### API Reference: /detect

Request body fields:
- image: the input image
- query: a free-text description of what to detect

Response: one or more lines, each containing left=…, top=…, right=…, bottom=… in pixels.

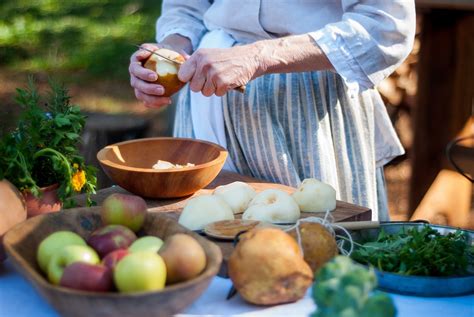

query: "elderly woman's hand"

left=129, top=35, right=192, bottom=108
left=129, top=43, right=172, bottom=108
left=178, top=45, right=263, bottom=97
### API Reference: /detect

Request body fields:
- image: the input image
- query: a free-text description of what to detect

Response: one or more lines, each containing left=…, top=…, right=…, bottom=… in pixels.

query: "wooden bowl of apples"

left=3, top=198, right=222, bottom=317
left=97, top=137, right=228, bottom=198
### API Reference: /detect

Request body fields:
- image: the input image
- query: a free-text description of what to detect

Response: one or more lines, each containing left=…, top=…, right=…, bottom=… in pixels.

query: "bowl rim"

left=97, top=137, right=228, bottom=173
left=3, top=208, right=223, bottom=298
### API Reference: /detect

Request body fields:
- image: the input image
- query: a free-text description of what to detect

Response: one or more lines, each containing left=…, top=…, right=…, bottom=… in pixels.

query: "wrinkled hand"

left=129, top=43, right=172, bottom=108
left=178, top=45, right=262, bottom=97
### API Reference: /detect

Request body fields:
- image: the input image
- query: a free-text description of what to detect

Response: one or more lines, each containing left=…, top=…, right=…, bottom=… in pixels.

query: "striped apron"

left=173, top=69, right=396, bottom=221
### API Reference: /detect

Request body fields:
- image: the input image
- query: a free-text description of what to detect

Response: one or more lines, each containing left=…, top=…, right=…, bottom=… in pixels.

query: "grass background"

left=0, top=0, right=162, bottom=81
left=0, top=0, right=170, bottom=138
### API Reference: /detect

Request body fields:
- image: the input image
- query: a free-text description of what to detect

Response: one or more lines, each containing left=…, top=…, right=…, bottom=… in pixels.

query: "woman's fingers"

left=178, top=57, right=197, bottom=83
left=129, top=61, right=158, bottom=82
left=202, top=78, right=216, bottom=97
left=129, top=43, right=162, bottom=81
left=130, top=76, right=164, bottom=96
left=134, top=89, right=171, bottom=108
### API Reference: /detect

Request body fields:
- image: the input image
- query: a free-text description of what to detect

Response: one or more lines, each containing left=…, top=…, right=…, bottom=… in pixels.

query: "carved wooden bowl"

left=97, top=137, right=228, bottom=198
left=3, top=208, right=222, bottom=317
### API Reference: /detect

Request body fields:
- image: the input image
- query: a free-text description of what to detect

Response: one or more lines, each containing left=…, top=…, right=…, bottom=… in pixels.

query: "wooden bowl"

left=3, top=208, right=222, bottom=317
left=97, top=137, right=228, bottom=198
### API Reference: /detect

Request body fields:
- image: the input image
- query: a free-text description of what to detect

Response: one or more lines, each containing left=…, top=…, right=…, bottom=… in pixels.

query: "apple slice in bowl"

left=3, top=208, right=222, bottom=317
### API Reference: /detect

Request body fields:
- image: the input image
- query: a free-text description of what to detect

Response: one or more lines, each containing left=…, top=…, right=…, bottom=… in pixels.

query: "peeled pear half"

left=213, top=181, right=256, bottom=214
left=228, top=228, right=313, bottom=305
left=143, top=48, right=186, bottom=97
left=178, top=195, right=234, bottom=230
left=292, top=178, right=336, bottom=212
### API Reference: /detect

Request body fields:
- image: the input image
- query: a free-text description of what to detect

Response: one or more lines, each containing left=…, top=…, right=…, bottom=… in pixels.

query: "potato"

left=228, top=228, right=313, bottom=305
left=288, top=222, right=338, bottom=273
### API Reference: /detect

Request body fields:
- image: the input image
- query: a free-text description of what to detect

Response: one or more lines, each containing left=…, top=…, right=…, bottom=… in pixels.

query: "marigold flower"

left=71, top=169, right=86, bottom=192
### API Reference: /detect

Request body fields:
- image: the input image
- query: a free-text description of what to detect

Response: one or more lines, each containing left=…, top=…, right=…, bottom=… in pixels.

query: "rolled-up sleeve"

left=156, top=0, right=211, bottom=50
left=309, top=0, right=416, bottom=92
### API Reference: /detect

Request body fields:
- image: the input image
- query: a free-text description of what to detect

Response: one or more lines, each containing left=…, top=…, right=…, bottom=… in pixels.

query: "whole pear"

left=158, top=234, right=207, bottom=284
left=288, top=222, right=338, bottom=273
left=228, top=228, right=313, bottom=305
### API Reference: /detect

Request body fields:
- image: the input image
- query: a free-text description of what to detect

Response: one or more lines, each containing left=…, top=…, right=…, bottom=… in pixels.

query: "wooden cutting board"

left=74, top=170, right=371, bottom=277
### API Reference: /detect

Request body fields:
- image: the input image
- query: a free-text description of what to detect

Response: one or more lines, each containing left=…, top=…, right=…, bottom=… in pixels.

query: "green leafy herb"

left=312, top=256, right=396, bottom=317
left=351, top=226, right=474, bottom=276
left=0, top=77, right=96, bottom=206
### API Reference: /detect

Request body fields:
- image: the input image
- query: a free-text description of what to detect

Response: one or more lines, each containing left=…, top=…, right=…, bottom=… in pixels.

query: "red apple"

left=101, top=194, right=147, bottom=232
left=60, top=262, right=113, bottom=292
left=102, top=249, right=129, bottom=270
left=87, top=225, right=136, bottom=257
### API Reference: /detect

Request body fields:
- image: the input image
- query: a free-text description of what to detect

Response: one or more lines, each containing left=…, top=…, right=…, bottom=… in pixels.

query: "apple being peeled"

left=37, top=231, right=86, bottom=273
left=102, top=249, right=129, bottom=271
left=47, top=245, right=100, bottom=285
left=101, top=193, right=147, bottom=232
left=114, top=252, right=167, bottom=293
left=60, top=263, right=113, bottom=292
left=87, top=225, right=137, bottom=257
left=143, top=48, right=186, bottom=97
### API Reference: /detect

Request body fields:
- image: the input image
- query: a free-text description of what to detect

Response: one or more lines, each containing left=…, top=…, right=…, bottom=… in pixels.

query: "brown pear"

left=0, top=179, right=27, bottom=262
left=158, top=234, right=207, bottom=284
left=228, top=227, right=313, bottom=305
left=143, top=48, right=186, bottom=97
left=288, top=222, right=338, bottom=273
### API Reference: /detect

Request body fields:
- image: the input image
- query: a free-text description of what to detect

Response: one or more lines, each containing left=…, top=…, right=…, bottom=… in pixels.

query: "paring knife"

left=136, top=45, right=246, bottom=93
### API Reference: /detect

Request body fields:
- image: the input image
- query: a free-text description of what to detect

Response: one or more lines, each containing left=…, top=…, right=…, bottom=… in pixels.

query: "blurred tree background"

left=0, top=0, right=168, bottom=137
left=0, top=0, right=161, bottom=80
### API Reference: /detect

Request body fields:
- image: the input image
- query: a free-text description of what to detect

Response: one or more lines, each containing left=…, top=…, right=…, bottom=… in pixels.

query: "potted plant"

left=0, top=78, right=96, bottom=217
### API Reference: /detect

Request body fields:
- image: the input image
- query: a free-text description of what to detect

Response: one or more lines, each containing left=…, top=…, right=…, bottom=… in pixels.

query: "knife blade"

left=137, top=45, right=183, bottom=65
left=136, top=45, right=246, bottom=93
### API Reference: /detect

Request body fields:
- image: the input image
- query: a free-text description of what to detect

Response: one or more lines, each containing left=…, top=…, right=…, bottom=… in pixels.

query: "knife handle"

left=234, top=85, right=246, bottom=94
left=335, top=221, right=380, bottom=230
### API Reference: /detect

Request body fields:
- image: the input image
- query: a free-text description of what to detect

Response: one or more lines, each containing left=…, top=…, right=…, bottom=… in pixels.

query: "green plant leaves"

left=351, top=226, right=473, bottom=276
left=0, top=78, right=96, bottom=206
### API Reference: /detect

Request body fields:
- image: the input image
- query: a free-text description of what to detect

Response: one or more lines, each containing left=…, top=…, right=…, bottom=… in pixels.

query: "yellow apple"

left=114, top=252, right=167, bottom=293
left=143, top=48, right=186, bottom=97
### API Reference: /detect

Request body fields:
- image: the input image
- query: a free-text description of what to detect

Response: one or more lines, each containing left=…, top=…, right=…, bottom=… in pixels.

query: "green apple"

left=128, top=236, right=163, bottom=253
left=114, top=251, right=167, bottom=293
left=37, top=231, right=86, bottom=273
left=47, top=245, right=100, bottom=285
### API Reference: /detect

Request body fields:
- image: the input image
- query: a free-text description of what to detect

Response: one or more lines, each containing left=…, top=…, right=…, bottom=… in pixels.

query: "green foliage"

left=0, top=77, right=96, bottom=206
left=0, top=0, right=162, bottom=80
left=351, top=226, right=474, bottom=276
left=311, top=256, right=396, bottom=317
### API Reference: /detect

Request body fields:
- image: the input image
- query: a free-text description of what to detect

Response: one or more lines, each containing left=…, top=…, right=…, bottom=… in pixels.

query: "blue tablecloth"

left=1, top=259, right=473, bottom=317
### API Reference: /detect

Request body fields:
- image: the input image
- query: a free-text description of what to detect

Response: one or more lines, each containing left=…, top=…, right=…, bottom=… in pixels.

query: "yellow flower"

left=73, top=163, right=79, bottom=169
left=71, top=169, right=86, bottom=192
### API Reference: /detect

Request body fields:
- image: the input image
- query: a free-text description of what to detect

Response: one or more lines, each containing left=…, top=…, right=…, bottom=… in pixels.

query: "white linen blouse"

left=156, top=0, right=416, bottom=92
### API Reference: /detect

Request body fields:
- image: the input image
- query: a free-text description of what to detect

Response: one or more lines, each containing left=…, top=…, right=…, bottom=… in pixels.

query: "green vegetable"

left=311, top=256, right=396, bottom=317
left=351, top=226, right=474, bottom=276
